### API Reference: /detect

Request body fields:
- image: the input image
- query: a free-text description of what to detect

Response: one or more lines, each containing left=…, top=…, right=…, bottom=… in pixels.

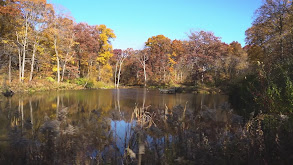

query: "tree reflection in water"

left=0, top=89, right=292, bottom=164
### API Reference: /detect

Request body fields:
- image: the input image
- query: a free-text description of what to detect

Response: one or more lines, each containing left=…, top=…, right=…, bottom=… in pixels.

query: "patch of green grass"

left=46, top=76, right=55, bottom=82
left=93, top=81, right=114, bottom=89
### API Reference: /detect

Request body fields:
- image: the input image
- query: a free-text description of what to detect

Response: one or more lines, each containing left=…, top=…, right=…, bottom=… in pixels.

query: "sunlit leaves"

left=97, top=51, right=112, bottom=65
left=100, top=63, right=113, bottom=83
left=96, top=24, right=116, bottom=65
left=145, top=35, right=172, bottom=84
left=246, top=0, right=293, bottom=61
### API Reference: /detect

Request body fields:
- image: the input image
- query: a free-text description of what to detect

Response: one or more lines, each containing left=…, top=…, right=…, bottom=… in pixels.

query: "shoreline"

left=1, top=82, right=224, bottom=95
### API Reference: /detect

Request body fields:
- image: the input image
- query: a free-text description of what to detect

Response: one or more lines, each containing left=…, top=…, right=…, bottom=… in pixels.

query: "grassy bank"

left=1, top=77, right=222, bottom=94
left=0, top=78, right=115, bottom=94
left=0, top=80, right=83, bottom=94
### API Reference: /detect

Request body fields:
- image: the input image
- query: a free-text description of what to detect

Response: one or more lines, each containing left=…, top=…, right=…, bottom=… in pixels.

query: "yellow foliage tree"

left=100, top=63, right=113, bottom=83
left=95, top=24, right=116, bottom=81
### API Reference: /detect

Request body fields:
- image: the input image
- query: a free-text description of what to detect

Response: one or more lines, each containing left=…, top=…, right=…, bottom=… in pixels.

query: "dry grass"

left=1, top=79, right=83, bottom=93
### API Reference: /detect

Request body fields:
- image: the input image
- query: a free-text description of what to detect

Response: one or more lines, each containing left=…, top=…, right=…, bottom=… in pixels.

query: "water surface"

left=0, top=88, right=270, bottom=164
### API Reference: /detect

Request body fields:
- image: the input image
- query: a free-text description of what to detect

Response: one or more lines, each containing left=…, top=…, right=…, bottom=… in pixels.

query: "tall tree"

left=246, top=0, right=291, bottom=62
left=113, top=48, right=131, bottom=88
left=145, top=35, right=172, bottom=84
left=14, top=0, right=48, bottom=82
left=136, top=49, right=149, bottom=87
left=28, top=1, right=49, bottom=81
left=171, top=39, right=186, bottom=82
left=96, top=24, right=116, bottom=81
left=187, top=30, right=222, bottom=84
left=113, top=49, right=122, bottom=87
left=0, top=0, right=19, bottom=84
left=74, top=23, right=100, bottom=78
left=46, top=5, right=74, bottom=83
left=226, top=41, right=248, bottom=79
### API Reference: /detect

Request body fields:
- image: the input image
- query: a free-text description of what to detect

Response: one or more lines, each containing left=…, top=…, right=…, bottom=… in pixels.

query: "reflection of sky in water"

left=111, top=120, right=133, bottom=154
left=111, top=118, right=176, bottom=157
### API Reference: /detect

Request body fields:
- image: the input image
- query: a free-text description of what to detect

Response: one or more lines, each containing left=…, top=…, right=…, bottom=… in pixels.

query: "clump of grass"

left=74, top=78, right=115, bottom=89
left=45, top=77, right=55, bottom=82
left=131, top=105, right=156, bottom=128
left=93, top=81, right=114, bottom=89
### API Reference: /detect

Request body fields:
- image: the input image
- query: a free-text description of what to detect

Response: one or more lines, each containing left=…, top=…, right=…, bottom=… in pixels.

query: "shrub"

left=85, top=80, right=94, bottom=88
left=229, top=60, right=293, bottom=117
left=74, top=78, right=96, bottom=88
left=75, top=78, right=87, bottom=86
left=93, top=81, right=114, bottom=89
left=46, top=77, right=55, bottom=82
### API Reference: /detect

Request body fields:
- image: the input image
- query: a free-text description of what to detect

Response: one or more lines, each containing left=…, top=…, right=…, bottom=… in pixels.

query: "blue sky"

left=50, top=0, right=262, bottom=50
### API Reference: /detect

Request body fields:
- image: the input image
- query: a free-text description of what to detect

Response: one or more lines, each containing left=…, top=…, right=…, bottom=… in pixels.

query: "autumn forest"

left=1, top=0, right=293, bottom=112
left=0, top=0, right=249, bottom=90
left=1, top=0, right=293, bottom=164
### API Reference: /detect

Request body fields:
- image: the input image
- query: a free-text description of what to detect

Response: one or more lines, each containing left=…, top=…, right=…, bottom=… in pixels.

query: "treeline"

left=113, top=33, right=248, bottom=88
left=0, top=0, right=116, bottom=88
left=0, top=0, right=249, bottom=89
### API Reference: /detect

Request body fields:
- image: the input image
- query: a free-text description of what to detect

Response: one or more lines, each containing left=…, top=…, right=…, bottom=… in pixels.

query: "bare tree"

left=114, top=48, right=131, bottom=88
left=1, top=39, right=16, bottom=84
left=136, top=49, right=149, bottom=87
left=48, top=5, right=75, bottom=83
left=15, top=0, right=47, bottom=83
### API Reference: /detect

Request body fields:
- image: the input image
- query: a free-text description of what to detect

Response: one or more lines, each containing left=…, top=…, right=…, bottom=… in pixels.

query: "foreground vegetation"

left=0, top=96, right=292, bottom=164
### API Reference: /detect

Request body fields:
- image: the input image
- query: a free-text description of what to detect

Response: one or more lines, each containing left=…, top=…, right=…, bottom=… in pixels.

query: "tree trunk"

left=201, top=66, right=204, bottom=83
left=18, top=48, right=22, bottom=82
left=98, top=64, right=101, bottom=81
left=143, top=62, right=147, bottom=87
left=54, top=38, right=60, bottom=83
left=114, top=61, right=118, bottom=88
left=78, top=60, right=81, bottom=77
left=21, top=15, right=29, bottom=83
left=56, top=56, right=60, bottom=83
left=61, top=60, right=67, bottom=82
left=137, top=71, right=139, bottom=79
left=142, top=87, right=146, bottom=108
left=21, top=43, right=26, bottom=82
left=8, top=55, right=11, bottom=84
left=87, top=60, right=91, bottom=78
left=29, top=43, right=36, bottom=82
left=117, top=61, right=123, bottom=88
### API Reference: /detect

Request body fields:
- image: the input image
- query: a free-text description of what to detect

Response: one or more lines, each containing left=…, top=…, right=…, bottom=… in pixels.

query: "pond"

left=0, top=88, right=291, bottom=164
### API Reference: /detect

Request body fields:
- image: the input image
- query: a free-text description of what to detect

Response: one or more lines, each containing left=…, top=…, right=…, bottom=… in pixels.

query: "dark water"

left=0, top=88, right=291, bottom=164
